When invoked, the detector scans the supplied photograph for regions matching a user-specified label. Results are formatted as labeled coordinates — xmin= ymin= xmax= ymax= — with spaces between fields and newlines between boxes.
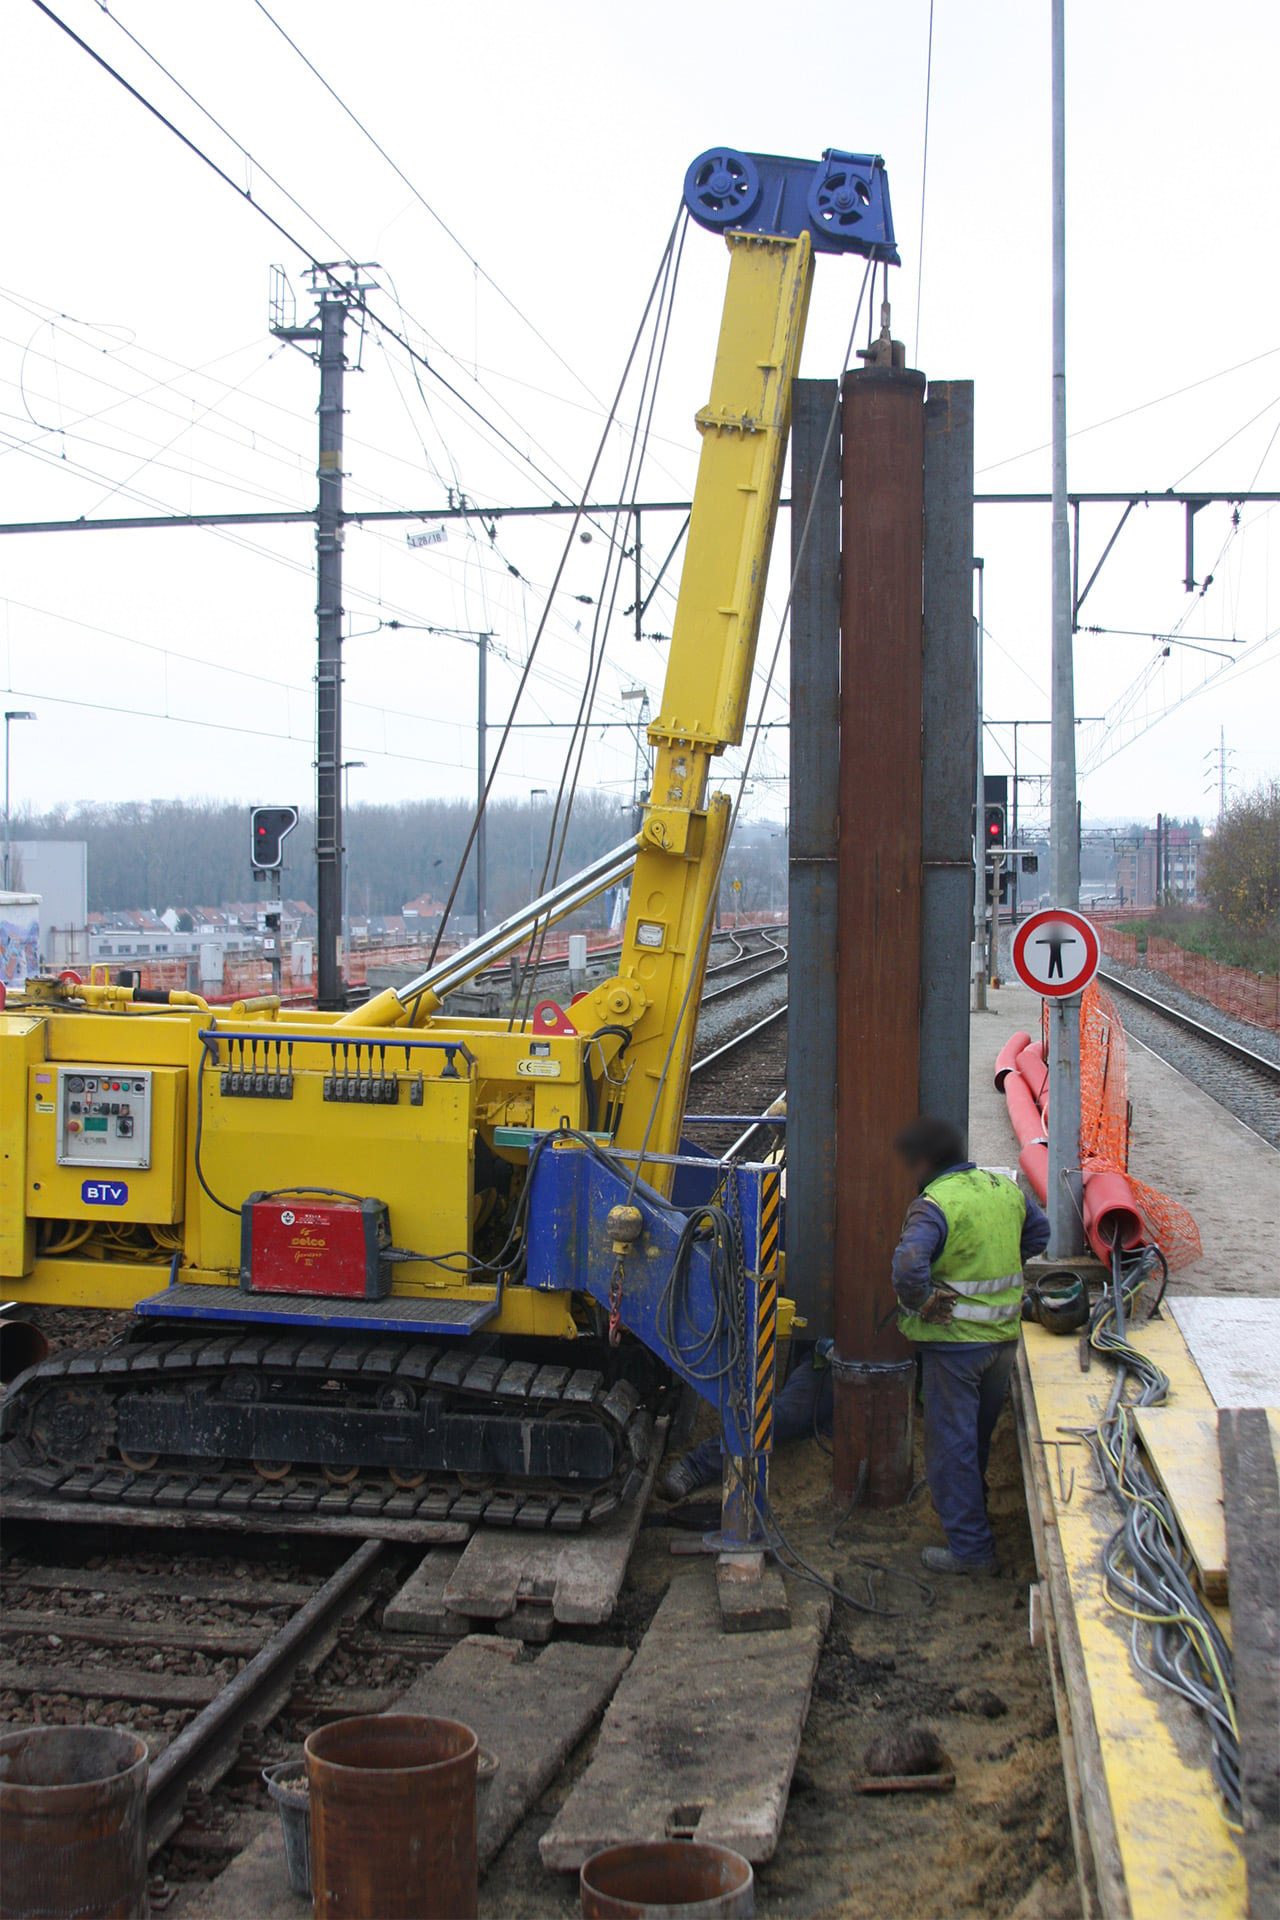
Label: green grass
xmin=1135 ymin=906 xmax=1280 ymax=976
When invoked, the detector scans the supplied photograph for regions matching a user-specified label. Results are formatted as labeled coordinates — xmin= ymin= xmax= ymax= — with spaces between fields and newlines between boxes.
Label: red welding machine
xmin=240 ymin=1193 xmax=393 ymax=1298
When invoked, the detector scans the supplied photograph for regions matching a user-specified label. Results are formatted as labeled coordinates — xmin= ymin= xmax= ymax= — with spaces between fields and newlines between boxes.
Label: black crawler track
xmin=1 ymin=1330 xmax=657 ymax=1531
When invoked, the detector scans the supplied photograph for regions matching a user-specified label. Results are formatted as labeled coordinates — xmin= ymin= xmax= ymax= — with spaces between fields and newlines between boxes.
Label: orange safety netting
xmin=1097 ymin=921 xmax=1280 ymax=1033
xmin=1041 ymin=982 xmax=1202 ymax=1270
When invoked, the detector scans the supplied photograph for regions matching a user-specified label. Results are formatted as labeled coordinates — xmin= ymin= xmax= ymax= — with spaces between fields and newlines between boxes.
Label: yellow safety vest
xmin=898 ymin=1168 xmax=1027 ymax=1345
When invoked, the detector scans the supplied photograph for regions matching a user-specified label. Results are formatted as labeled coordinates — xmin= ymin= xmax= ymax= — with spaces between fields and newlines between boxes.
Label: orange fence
xmin=92 ymin=955 xmax=314 ymax=1006
xmin=1098 ymin=923 xmax=1280 ymax=1033
xmin=1041 ymin=983 xmax=1203 ymax=1270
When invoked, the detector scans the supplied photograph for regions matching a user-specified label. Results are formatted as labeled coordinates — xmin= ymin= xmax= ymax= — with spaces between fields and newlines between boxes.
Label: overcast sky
xmin=3 ymin=0 xmax=1277 ymax=846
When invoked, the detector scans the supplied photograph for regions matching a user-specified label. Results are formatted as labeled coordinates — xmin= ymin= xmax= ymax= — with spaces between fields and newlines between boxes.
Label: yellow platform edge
xmin=1015 ymin=1313 xmax=1247 ymax=1920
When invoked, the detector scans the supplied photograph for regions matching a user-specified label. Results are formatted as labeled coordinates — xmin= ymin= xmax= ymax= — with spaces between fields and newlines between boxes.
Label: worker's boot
xmin=921 ymin=1546 xmax=998 ymax=1576
xmin=658 ymin=1456 xmax=707 ymax=1502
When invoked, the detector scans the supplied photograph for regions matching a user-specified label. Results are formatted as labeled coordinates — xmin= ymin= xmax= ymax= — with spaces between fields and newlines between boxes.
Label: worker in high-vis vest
xmin=892 ymin=1116 xmax=1050 ymax=1576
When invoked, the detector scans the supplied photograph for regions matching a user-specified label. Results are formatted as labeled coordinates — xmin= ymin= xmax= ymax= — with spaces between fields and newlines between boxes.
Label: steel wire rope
xmin=417 ymin=211 xmax=684 ymax=972
xmin=620 ymin=254 xmax=877 ymax=1211
xmin=508 ymin=214 xmax=687 ymax=1029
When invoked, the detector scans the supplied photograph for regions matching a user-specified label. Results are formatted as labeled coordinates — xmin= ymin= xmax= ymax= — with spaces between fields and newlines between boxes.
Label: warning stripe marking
xmin=759 ymin=1170 xmax=782 ymax=1272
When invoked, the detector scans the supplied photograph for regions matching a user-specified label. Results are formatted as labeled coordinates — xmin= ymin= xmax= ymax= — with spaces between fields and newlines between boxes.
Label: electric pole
xmin=476 ymin=628 xmax=488 ymax=935
xmin=973 ymin=561 xmax=987 ymax=1011
xmin=271 ymin=266 xmax=374 ymax=1010
xmin=1047 ymin=0 xmax=1085 ymax=1257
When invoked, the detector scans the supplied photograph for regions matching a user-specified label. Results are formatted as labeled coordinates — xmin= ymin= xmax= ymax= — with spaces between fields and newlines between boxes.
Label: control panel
xmin=56 ymin=1067 xmax=154 ymax=1170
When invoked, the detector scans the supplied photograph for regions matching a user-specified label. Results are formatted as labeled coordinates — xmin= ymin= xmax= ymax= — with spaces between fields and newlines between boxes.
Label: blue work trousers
xmin=679 ymin=1357 xmax=833 ymax=1490
xmin=919 ymin=1339 xmax=1017 ymax=1565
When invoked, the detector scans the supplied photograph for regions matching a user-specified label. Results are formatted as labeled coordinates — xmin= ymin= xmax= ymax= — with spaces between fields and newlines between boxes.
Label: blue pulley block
xmin=807 ymin=155 xmax=876 ymax=244
xmin=683 ymin=148 xmax=761 ymax=229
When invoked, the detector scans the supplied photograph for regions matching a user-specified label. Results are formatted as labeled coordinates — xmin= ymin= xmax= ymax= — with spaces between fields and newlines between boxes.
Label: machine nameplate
xmin=517 ymin=1058 xmax=562 ymax=1079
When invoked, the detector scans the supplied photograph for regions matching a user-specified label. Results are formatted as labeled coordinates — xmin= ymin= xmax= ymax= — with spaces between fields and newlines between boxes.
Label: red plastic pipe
xmin=1015 ymin=1043 xmax=1049 ymax=1107
xmin=994 ymin=1031 xmax=1032 ymax=1090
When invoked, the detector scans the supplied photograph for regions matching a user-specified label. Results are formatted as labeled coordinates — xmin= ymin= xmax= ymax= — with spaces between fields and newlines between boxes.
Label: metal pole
xmin=920 ymin=380 xmax=976 ymax=1134
xmin=787 ymin=378 xmax=841 ymax=1343
xmin=315 ymin=292 xmax=347 ymax=1010
xmin=1011 ymin=721 xmax=1020 ymax=921
xmin=2 ymin=716 xmax=10 ymax=893
xmin=1047 ymin=0 xmax=1085 ymax=1258
xmin=476 ymin=631 xmax=488 ymax=935
xmin=973 ymin=563 xmax=986 ymax=1011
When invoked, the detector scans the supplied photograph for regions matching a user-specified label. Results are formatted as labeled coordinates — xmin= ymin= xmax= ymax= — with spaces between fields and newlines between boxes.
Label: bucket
xmin=580 ymin=1841 xmax=755 ymax=1918
xmin=304 ymin=1713 xmax=478 ymax=1920
xmin=262 ymin=1762 xmax=311 ymax=1898
xmin=0 ymin=1724 xmax=150 ymax=1920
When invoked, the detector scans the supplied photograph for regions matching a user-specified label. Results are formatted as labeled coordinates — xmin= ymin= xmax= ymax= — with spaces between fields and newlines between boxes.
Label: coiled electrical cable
xmin=1085 ymin=1246 xmax=1242 ymax=1825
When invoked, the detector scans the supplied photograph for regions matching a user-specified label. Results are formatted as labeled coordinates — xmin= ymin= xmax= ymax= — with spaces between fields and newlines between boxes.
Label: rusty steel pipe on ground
xmin=834 ymin=363 xmax=926 ymax=1508
xmin=0 ymin=1725 xmax=149 ymax=1920
xmin=305 ymin=1712 xmax=479 ymax=1920
xmin=580 ymin=1840 xmax=755 ymax=1917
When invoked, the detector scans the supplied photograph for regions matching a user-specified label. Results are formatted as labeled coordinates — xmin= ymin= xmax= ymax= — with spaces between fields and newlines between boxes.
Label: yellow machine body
xmin=0 ymin=228 xmax=812 ymax=1336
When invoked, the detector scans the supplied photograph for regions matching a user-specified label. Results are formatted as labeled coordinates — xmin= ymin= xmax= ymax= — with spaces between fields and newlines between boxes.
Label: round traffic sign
xmin=1011 ymin=908 xmax=1100 ymax=999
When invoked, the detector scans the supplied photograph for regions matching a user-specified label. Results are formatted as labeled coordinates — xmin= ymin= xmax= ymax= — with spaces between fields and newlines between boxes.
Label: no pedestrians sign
xmin=1011 ymin=908 xmax=1100 ymax=999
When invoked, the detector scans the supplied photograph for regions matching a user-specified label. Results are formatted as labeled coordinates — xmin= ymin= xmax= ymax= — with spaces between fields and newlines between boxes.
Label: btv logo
xmin=82 ymin=1180 xmax=129 ymax=1206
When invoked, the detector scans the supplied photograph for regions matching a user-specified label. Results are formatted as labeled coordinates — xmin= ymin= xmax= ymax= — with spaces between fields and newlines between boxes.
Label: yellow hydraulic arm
xmin=569 ymin=230 xmax=813 ymax=1168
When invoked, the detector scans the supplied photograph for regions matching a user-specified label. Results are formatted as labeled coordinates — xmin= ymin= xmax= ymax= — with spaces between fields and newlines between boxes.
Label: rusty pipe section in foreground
xmin=833 ymin=362 xmax=926 ymax=1508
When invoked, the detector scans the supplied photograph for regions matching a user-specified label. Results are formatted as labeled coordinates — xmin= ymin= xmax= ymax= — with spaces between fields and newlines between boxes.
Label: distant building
xmin=1114 ymin=824 xmax=1202 ymax=908
xmin=11 ymin=840 xmax=88 ymax=967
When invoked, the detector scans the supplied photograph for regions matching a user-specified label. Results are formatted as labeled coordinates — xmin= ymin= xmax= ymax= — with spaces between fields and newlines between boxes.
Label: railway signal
xmin=250 ymin=805 xmax=299 ymax=872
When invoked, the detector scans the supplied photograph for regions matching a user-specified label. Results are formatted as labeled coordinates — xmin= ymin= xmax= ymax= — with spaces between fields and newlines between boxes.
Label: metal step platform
xmin=134 ymin=1283 xmax=500 ymax=1336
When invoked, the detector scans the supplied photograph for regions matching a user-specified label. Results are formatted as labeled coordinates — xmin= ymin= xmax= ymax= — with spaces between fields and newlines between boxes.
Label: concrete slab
xmin=382 ymin=1546 xmax=467 ymax=1635
xmin=1169 ymin=1297 xmax=1280 ymax=1407
xmin=444 ymin=1419 xmax=667 ymax=1630
xmin=539 ymin=1562 xmax=829 ymax=1870
xmin=398 ymin=1635 xmax=631 ymax=1868
xmin=177 ymin=1823 xmax=302 ymax=1920
xmin=177 ymin=1634 xmax=630 ymax=1918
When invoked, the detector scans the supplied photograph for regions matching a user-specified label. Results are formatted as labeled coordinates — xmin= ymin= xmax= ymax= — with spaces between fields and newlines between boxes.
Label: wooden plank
xmin=1218 ymin=1408 xmax=1280 ymax=1919
xmin=1132 ymin=1407 xmax=1228 ymax=1602
xmin=443 ymin=1419 xmax=666 ymax=1629
xmin=0 ymin=1659 xmax=220 ymax=1707
xmin=539 ymin=1562 xmax=829 ymax=1869
xmin=0 ymin=1494 xmax=470 ymax=1545
xmin=0 ymin=1608 xmax=267 ymax=1657
xmin=398 ymin=1635 xmax=631 ymax=1869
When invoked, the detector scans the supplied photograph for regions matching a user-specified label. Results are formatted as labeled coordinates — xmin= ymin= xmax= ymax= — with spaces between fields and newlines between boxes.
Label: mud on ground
xmin=482 ymin=1405 xmax=1080 ymax=1920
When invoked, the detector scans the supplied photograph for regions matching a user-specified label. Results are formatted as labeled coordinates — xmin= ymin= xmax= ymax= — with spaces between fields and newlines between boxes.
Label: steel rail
xmin=145 ymin=1538 xmax=386 ymax=1849
xmin=690 ymin=1001 xmax=788 ymax=1078
xmin=1098 ymin=970 xmax=1280 ymax=1082
xmin=699 ymin=954 xmax=789 ymax=1004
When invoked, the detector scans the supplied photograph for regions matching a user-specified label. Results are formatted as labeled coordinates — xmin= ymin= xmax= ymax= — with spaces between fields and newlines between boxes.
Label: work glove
xmin=917 ymin=1287 xmax=956 ymax=1326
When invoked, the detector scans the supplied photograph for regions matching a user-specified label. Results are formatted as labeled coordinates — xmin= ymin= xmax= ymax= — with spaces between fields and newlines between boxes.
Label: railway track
xmin=0 ymin=1528 xmax=449 ymax=1892
xmin=1099 ymin=968 xmax=1280 ymax=1148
